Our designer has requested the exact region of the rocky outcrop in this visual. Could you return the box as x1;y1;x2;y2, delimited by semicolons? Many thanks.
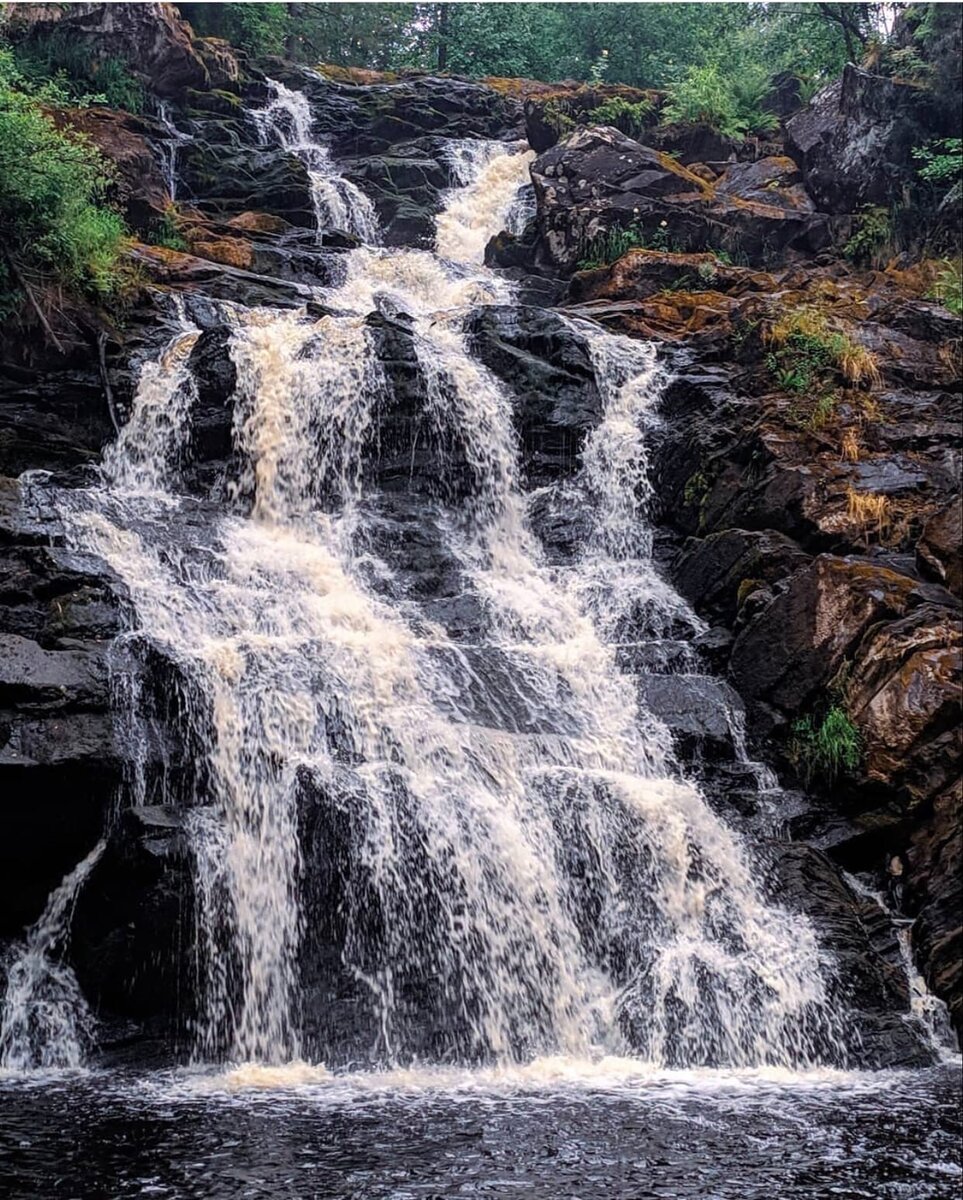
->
6;2;221;98
49;107;172;235
785;65;941;213
521;127;828;274
630;245;962;1031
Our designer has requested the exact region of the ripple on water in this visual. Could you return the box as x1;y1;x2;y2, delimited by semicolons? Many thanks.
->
0;1065;959;1199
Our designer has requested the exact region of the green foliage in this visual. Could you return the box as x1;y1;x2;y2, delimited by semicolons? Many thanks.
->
181;3;859;89
577;222;649;270
0;52;126;305
843;205;893;265
576;220;680;270
588;48;610;85
181;2;288;56
913;137;963;185
790;705;862;785
149;205;188;253
590;95;653;138
766;307;880;395
10;30;144;111
661;62;777;140
929;258;963;316
542;98;575;136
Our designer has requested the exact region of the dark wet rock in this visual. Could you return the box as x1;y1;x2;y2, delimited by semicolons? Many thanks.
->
127;244;314;308
674;528;812;623
530;126;826;274
635;673;740;761
846;603;962;808
466;305;601;482
767;843;934;1068
785;65;942;214
71;805;196;1032
185;326;236;463
916;502;963;597
906;781;963;1037
728;555;918;722
715;155;814;214
341;137;457;247
0;503;127;936
179;141;316;225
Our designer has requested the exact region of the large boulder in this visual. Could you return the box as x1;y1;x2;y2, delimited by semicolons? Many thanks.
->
785;65;940;213
529;127;827;274
465;305;601;482
6;2;216;98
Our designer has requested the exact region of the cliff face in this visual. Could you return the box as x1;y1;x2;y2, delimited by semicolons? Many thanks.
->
0;3;959;1060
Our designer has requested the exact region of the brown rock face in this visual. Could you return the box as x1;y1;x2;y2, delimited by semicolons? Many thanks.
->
6;2;216;97
847;606;962;805
49;107;170;233
917;503;963;598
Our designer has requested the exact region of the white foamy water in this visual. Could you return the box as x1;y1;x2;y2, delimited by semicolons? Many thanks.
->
436;142;534;263
7;126;849;1075
0;841;105;1071
252;78;380;243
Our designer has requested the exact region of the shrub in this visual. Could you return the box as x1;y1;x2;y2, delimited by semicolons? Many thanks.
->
10;32;144;111
590;95;653;138
843;205;893;266
766;306;880;394
0;60;126;306
662;62;777;141
929;257;963;315
149;205;188;253
576;222;648;269
789;705;861;786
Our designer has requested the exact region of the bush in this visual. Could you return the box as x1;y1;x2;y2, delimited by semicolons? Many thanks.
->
766;306;880;395
576;220;679;270
590;95;653;138
929;257;963;315
843;205;893;266
0;54;126;306
661;62;777;141
10;31;144;111
790;705;861;785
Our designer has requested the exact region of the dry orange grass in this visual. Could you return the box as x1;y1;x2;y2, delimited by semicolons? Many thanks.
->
847;488;891;536
840;427;860;463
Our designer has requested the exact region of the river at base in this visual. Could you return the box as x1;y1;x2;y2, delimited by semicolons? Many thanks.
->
0;1063;959;1198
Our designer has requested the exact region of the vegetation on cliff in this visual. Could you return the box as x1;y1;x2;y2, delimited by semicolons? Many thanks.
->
0;49;126;319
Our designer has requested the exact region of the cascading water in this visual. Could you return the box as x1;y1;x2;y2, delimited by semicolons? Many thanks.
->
3;87;849;1075
252;78;380;243
0;841;105;1070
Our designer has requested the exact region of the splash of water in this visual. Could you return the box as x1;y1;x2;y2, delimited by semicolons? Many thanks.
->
436;143;534;264
0;841;105;1071
251;79;379;243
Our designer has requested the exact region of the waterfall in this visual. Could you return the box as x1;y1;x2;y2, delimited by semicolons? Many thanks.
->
5;88;848;1073
251;79;380;243
0;841;105;1071
436;142;535;264
154;100;191;202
